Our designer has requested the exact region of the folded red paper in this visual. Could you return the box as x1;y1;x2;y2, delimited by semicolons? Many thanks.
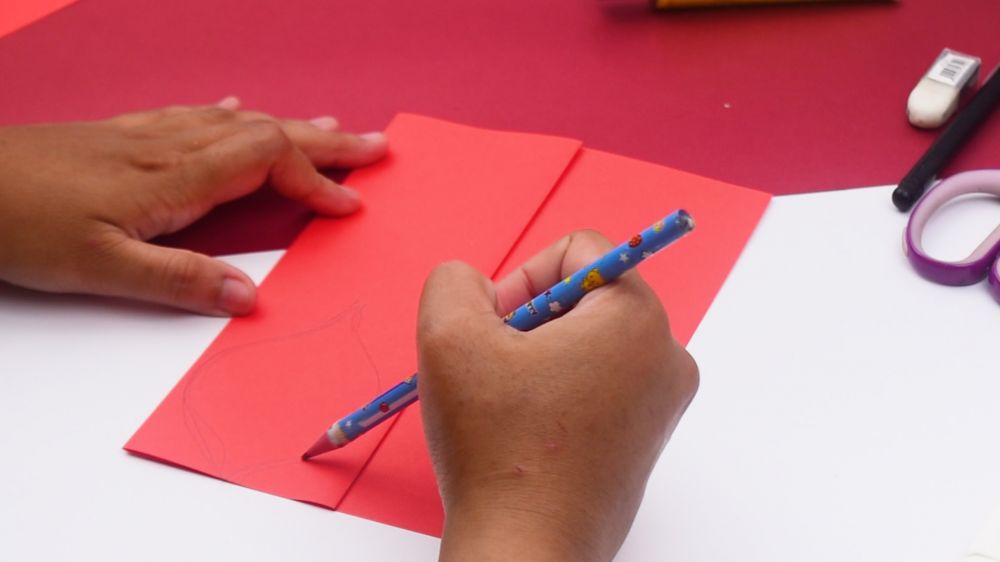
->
125;114;771;536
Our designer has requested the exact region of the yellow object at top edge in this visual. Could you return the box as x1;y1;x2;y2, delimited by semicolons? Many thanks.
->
653;0;853;7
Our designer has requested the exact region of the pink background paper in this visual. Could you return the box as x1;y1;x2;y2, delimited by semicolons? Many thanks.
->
0;0;996;256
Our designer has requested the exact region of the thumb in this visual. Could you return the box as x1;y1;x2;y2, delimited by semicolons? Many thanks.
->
418;261;499;347
88;235;257;316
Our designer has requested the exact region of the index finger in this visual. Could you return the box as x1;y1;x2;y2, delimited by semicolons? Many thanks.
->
493;229;615;316
187;120;361;216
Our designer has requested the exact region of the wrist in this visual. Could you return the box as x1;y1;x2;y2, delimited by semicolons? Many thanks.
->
439;476;612;562
440;500;586;562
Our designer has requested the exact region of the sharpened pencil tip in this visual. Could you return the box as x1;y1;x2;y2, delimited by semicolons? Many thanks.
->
301;434;335;461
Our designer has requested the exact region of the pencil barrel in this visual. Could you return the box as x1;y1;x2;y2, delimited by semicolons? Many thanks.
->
503;210;694;331
334;375;419;441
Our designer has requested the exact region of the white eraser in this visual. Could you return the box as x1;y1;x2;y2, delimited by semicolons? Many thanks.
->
907;48;981;128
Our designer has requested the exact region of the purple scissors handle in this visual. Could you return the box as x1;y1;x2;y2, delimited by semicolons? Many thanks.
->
903;169;1000;303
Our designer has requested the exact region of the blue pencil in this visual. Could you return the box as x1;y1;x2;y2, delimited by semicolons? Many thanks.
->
302;210;695;459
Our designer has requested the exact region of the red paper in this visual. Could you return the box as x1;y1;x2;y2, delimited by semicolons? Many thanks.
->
496;148;773;347
125;113;581;510
126;114;770;536
336;147;772;535
0;0;75;38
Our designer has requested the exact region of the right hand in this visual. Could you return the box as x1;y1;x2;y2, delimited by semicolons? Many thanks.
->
417;230;699;562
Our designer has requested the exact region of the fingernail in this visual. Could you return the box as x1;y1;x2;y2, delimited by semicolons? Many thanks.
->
216;96;241;110
339;185;361;200
359;131;386;144
309;116;339;131
217;276;254;316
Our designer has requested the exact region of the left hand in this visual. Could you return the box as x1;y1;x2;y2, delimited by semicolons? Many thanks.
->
0;98;387;315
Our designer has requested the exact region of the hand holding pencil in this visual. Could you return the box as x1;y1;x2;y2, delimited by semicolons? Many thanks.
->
300;213;700;560
303;211;696;457
419;229;699;561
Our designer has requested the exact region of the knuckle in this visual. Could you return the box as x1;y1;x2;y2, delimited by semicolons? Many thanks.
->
198;106;236;123
129;148;185;172
417;317;474;376
423;261;478;297
431;260;473;281
323;131;357;150
240;120;291;152
570;228;611;246
120;127;159;141
610;279;665;325
418;263;475;342
674;347;700;397
161;251;203;302
151;105;190;121
106;112;142;128
418;316;458;353
62;228;122;292
237;110;275;121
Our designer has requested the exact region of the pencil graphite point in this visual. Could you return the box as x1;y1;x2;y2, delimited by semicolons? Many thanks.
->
301;434;334;460
301;424;351;460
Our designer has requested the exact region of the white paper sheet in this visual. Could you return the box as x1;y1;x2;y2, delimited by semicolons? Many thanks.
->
2;185;999;561
621;185;1000;562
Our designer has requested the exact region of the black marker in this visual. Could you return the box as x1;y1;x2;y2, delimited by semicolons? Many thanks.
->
893;65;1000;212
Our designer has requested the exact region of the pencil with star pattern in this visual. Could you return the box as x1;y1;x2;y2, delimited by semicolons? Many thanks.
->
302;209;695;459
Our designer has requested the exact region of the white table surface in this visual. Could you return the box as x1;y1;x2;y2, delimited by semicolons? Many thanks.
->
2;184;998;561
